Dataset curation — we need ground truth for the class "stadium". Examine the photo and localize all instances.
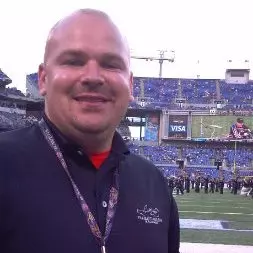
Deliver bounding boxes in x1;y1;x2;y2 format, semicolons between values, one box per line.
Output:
1;58;253;253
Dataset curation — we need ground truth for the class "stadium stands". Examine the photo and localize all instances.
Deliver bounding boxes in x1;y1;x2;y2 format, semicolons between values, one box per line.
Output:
131;77;253;109
0;68;37;130
26;73;38;85
143;145;178;163
0;87;26;97
1;69;253;180
23;73;253;109
220;80;253;109
26;73;42;99
141;77;178;107
181;79;216;104
129;144;253;167
116;118;131;141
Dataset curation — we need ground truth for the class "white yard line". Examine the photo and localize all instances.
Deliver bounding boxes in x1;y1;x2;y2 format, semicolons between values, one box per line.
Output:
179;204;252;209
180;218;253;231
180;243;253;253
177;200;252;205
180;211;253;215
182;228;253;232
178;201;223;204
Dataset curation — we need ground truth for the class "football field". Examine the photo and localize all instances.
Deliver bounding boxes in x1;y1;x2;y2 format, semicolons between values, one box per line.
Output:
175;190;253;246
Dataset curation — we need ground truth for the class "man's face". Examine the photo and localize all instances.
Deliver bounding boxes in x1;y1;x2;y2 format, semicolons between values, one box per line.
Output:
39;13;133;135
236;122;243;128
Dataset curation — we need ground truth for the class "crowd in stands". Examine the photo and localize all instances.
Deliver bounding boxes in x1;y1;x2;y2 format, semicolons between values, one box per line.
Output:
129;143;253;168
142;78;178;107
129;77;253;110
1;72;253;180
128;142;253;181
116;118;131;141
0;112;37;130
0;110;38;131
182;146;253;168
142;145;178;163
2;72;253;111
0;111;25;129
181;79;216;104
220;81;253;108
26;73;43;99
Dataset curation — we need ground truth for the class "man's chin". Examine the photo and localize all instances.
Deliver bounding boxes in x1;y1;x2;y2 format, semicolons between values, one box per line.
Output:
75;122;109;135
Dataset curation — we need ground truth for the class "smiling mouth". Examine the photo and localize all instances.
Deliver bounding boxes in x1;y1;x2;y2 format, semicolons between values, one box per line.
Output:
74;95;110;104
76;98;106;103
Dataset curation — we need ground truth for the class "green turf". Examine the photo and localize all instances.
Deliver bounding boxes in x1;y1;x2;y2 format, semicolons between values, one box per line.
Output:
191;115;253;138
175;190;253;245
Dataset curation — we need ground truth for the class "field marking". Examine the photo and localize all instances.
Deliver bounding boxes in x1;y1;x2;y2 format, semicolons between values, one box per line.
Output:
180;218;223;230
177;197;252;202
180;211;253;216
181;227;253;233
222;228;253;232
179;204;252;209
177;200;252;206
180;243;253;253
180;218;253;232
178;201;223;204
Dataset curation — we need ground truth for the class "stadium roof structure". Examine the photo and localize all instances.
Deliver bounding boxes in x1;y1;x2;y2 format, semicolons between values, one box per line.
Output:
0;69;12;86
226;68;250;72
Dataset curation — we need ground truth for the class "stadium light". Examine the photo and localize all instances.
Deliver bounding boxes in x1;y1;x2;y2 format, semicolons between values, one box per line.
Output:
130;49;175;78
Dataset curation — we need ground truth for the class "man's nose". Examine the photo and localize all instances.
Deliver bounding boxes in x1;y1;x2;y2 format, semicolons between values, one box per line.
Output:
80;60;104;87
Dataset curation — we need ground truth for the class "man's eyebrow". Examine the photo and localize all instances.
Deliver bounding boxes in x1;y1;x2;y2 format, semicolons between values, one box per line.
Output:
57;50;126;63
57;50;87;58
101;52;126;62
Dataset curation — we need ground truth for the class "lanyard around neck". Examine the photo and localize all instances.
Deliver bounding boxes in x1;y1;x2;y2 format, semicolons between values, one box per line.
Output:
39;119;120;253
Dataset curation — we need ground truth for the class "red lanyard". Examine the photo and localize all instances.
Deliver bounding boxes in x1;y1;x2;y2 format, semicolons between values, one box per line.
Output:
39;119;119;253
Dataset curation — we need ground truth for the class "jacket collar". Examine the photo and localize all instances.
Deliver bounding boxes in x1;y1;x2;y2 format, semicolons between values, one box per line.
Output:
42;113;130;157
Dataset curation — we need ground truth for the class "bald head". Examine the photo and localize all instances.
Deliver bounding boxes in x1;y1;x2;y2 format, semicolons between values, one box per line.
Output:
38;8;134;153
43;9;130;65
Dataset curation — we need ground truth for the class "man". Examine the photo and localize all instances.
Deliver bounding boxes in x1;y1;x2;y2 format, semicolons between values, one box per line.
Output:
175;176;184;195
204;175;209;194
184;174;190;193
191;177;195;189
215;177;219;192
229;118;252;139
0;9;180;253
219;177;224;194
168;176;175;194
231;177;238;195
209;178;215;193
195;176;200;193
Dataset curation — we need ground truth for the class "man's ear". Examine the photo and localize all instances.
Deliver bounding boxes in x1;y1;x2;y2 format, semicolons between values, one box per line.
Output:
38;63;47;96
129;71;134;102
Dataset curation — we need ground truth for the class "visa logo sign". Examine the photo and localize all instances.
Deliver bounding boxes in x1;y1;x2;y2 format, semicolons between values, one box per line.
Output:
170;125;186;132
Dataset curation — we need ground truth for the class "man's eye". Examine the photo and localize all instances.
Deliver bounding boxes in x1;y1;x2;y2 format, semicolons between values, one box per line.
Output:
102;61;121;69
63;59;84;66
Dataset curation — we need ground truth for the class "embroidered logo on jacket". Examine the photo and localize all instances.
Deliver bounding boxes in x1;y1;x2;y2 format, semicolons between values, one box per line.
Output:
137;205;163;224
